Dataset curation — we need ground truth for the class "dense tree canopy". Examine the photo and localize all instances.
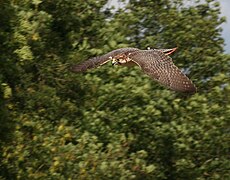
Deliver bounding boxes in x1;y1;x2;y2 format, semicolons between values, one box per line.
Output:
0;0;229;179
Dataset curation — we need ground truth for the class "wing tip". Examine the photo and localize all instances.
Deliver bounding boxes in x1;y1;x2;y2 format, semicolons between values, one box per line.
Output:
181;85;197;94
69;64;87;73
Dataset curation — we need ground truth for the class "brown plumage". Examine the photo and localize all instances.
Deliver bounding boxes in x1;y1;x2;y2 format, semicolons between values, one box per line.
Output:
70;48;139;72
70;47;196;93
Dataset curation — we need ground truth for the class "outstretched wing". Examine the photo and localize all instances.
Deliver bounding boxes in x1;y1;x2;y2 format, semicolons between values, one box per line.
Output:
70;47;139;72
129;50;196;93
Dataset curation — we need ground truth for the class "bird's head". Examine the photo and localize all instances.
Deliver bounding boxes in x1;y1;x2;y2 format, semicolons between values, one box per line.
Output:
111;54;128;65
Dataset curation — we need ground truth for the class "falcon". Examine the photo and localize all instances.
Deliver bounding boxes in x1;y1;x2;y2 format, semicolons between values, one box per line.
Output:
70;47;196;93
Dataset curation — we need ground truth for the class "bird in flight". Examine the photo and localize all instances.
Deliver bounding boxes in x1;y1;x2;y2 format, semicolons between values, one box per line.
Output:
70;47;196;93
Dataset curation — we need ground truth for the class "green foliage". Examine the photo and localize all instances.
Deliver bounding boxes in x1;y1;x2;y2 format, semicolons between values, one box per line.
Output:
0;0;229;179
2;121;155;179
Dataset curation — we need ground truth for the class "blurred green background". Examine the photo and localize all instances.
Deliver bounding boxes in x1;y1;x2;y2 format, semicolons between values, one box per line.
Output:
0;0;229;179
